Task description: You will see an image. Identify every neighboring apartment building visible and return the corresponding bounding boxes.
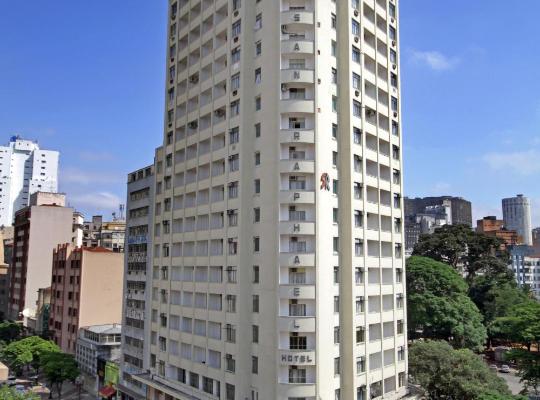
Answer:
[476,216,520,250]
[404,196,472,227]
[26,287,52,335]
[0,226,14,320]
[509,245,540,300]
[503,194,532,246]
[134,0,407,399]
[8,192,74,323]
[118,165,154,400]
[0,136,59,226]
[49,245,123,353]
[404,200,451,253]
[76,324,122,393]
[82,216,126,252]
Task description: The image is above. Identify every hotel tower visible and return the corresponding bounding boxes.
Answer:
[126,0,408,399]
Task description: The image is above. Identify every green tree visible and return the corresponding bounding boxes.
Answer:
[0,387,39,400]
[413,224,506,281]
[409,340,513,399]
[41,351,79,398]
[507,349,540,396]
[491,301,540,350]
[1,336,60,375]
[0,321,22,343]
[407,256,487,351]
[477,393,527,400]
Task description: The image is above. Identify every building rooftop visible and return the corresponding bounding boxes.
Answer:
[81,323,122,335]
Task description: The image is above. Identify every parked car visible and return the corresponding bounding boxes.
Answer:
[489,364,498,372]
[499,364,511,373]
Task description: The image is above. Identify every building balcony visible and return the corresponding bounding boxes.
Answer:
[281,39,314,55]
[280,160,315,174]
[279,349,316,366]
[280,99,315,114]
[280,129,314,144]
[279,221,315,235]
[279,252,315,267]
[281,69,314,85]
[278,382,316,398]
[281,10,314,26]
[279,285,315,299]
[279,190,315,204]
[279,316,315,332]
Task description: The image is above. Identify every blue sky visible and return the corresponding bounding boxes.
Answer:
[0,1,539,225]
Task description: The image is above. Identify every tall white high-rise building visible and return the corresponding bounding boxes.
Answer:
[132,0,408,398]
[0,136,59,226]
[503,194,532,246]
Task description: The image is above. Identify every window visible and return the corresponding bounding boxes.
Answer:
[392,121,399,136]
[332,151,338,166]
[353,127,362,144]
[354,182,362,199]
[230,100,240,116]
[289,366,306,384]
[391,73,398,88]
[355,297,365,314]
[389,26,396,41]
[355,267,364,284]
[354,210,363,227]
[352,0,360,9]
[334,296,340,312]
[332,96,337,112]
[226,384,235,400]
[232,20,241,37]
[231,73,240,90]
[253,237,260,252]
[255,123,261,137]
[397,319,404,334]
[331,40,337,56]
[254,207,261,222]
[254,179,261,194]
[356,356,366,373]
[255,40,262,56]
[231,47,241,64]
[333,266,339,283]
[332,179,339,194]
[226,295,237,313]
[389,3,396,18]
[352,19,360,35]
[255,68,261,84]
[334,326,340,344]
[232,0,241,10]
[230,127,240,144]
[356,325,365,342]
[390,49,397,64]
[334,357,340,376]
[332,123,338,139]
[352,46,361,62]
[355,239,363,256]
[252,356,258,374]
[229,154,240,172]
[353,100,362,117]
[290,333,307,350]
[252,325,259,343]
[396,268,403,283]
[333,237,339,253]
[255,96,261,110]
[331,68,337,84]
[333,208,338,223]
[331,13,337,29]
[352,72,361,89]
[254,13,262,30]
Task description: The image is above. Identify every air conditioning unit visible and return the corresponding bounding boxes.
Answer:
[393,112,398,118]
[232,90,238,96]
[354,9,359,16]
[281,24,289,34]
[391,17,395,23]
[189,75,199,83]
[233,10,239,17]
[169,79,174,84]
[392,40,396,47]
[188,121,198,129]
[234,36,239,43]
[281,84,288,92]
[227,209,235,215]
[355,90,360,97]
[354,36,359,43]
[392,64,397,70]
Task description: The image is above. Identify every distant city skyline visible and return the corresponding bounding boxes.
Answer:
[1,1,540,225]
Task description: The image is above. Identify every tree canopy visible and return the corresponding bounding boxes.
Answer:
[490,301,540,350]
[1,336,60,375]
[507,349,540,396]
[0,387,39,400]
[407,256,487,351]
[0,321,22,343]
[412,224,506,281]
[409,340,514,400]
[41,351,79,397]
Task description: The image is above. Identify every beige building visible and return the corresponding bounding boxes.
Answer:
[134,0,407,399]
[8,192,74,323]
[49,244,124,354]
[83,216,126,253]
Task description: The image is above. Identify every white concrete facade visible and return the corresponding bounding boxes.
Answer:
[142,0,407,399]
[502,194,532,246]
[0,136,59,227]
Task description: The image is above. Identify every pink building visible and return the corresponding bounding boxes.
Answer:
[49,244,123,353]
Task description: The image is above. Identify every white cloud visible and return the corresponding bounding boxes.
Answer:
[61,168,124,185]
[482,150,540,175]
[410,50,460,71]
[69,191,122,211]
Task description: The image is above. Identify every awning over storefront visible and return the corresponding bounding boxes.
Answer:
[99,385,117,398]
